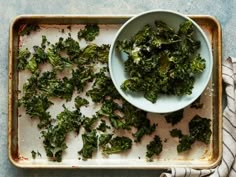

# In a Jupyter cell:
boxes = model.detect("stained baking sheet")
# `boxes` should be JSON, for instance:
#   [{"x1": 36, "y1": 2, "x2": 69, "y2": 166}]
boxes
[{"x1": 8, "y1": 15, "x2": 222, "y2": 169}]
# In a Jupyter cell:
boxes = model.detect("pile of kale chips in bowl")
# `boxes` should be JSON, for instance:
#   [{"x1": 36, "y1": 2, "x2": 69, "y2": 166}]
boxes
[{"x1": 109, "y1": 10, "x2": 213, "y2": 113}]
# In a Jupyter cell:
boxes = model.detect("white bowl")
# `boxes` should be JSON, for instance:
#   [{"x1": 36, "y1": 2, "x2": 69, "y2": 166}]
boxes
[{"x1": 108, "y1": 10, "x2": 213, "y2": 113}]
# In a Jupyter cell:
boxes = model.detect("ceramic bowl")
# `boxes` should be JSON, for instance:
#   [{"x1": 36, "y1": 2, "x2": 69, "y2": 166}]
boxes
[{"x1": 108, "y1": 10, "x2": 213, "y2": 113}]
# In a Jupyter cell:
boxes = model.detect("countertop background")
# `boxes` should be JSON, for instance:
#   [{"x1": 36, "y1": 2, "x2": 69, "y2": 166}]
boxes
[{"x1": 1, "y1": 0, "x2": 234, "y2": 176}]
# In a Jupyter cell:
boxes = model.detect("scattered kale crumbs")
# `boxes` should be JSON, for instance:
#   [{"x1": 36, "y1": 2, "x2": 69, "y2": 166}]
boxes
[
  {"x1": 78, "y1": 24, "x2": 99, "y2": 41},
  {"x1": 31, "y1": 150, "x2": 37, "y2": 159},
  {"x1": 31, "y1": 150, "x2": 41, "y2": 159},
  {"x1": 117, "y1": 20, "x2": 206, "y2": 103}
]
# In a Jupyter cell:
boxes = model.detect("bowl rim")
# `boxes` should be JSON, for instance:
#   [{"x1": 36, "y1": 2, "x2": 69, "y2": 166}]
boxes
[{"x1": 108, "y1": 9, "x2": 213, "y2": 113}]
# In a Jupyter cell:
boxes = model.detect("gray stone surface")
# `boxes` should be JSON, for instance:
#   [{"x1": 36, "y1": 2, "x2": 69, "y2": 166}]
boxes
[{"x1": 1, "y1": 0, "x2": 234, "y2": 176}]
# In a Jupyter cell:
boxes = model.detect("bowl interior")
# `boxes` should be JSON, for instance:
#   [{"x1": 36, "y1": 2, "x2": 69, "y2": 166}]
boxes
[{"x1": 109, "y1": 10, "x2": 213, "y2": 113}]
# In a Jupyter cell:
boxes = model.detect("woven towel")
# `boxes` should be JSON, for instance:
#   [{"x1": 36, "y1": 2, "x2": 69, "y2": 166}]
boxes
[{"x1": 160, "y1": 57, "x2": 236, "y2": 177}]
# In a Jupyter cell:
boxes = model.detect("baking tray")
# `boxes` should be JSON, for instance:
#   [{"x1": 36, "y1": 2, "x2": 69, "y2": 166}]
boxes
[{"x1": 8, "y1": 15, "x2": 222, "y2": 169}]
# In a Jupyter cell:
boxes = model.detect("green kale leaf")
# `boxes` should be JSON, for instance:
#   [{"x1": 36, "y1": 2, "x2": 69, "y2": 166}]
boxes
[
  {"x1": 169, "y1": 128, "x2": 183, "y2": 138},
  {"x1": 177, "y1": 135, "x2": 195, "y2": 153},
  {"x1": 78, "y1": 130, "x2": 98, "y2": 160},
  {"x1": 146, "y1": 135, "x2": 162, "y2": 159},
  {"x1": 164, "y1": 109, "x2": 184, "y2": 125},
  {"x1": 189, "y1": 115, "x2": 212, "y2": 144},
  {"x1": 17, "y1": 48, "x2": 31, "y2": 71},
  {"x1": 78, "y1": 24, "x2": 99, "y2": 41},
  {"x1": 99, "y1": 133, "x2": 113, "y2": 146},
  {"x1": 74, "y1": 96, "x2": 89, "y2": 109},
  {"x1": 97, "y1": 120, "x2": 110, "y2": 132},
  {"x1": 102, "y1": 136, "x2": 132, "y2": 155}
]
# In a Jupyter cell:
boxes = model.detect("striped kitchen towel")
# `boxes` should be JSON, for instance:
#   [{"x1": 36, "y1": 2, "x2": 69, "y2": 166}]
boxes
[{"x1": 160, "y1": 57, "x2": 236, "y2": 177}]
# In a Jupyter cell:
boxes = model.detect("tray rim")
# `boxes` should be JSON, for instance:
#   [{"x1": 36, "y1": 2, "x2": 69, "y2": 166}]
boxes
[{"x1": 8, "y1": 14, "x2": 222, "y2": 169}]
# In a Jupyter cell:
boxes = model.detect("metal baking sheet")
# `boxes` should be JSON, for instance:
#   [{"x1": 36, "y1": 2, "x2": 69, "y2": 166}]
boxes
[{"x1": 8, "y1": 15, "x2": 222, "y2": 169}]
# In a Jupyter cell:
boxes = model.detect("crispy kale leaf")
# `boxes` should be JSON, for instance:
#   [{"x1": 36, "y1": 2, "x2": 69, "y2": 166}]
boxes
[
  {"x1": 57, "y1": 105, "x2": 81, "y2": 132},
  {"x1": 97, "y1": 119, "x2": 110, "y2": 132},
  {"x1": 175, "y1": 115, "x2": 212, "y2": 153},
  {"x1": 102, "y1": 136, "x2": 132, "y2": 155},
  {"x1": 97, "y1": 44, "x2": 110, "y2": 63},
  {"x1": 78, "y1": 24, "x2": 99, "y2": 41},
  {"x1": 41, "y1": 106, "x2": 81, "y2": 161},
  {"x1": 146, "y1": 135, "x2": 162, "y2": 159},
  {"x1": 51, "y1": 36, "x2": 81, "y2": 61},
  {"x1": 97, "y1": 99, "x2": 156, "y2": 141},
  {"x1": 47, "y1": 48, "x2": 72, "y2": 71},
  {"x1": 81, "y1": 115, "x2": 98, "y2": 132},
  {"x1": 64, "y1": 36, "x2": 81, "y2": 60},
  {"x1": 164, "y1": 109, "x2": 184, "y2": 125},
  {"x1": 122, "y1": 102, "x2": 156, "y2": 142},
  {"x1": 99, "y1": 133, "x2": 113, "y2": 146},
  {"x1": 97, "y1": 99, "x2": 121, "y2": 117},
  {"x1": 19, "y1": 36, "x2": 49, "y2": 73},
  {"x1": 78, "y1": 130, "x2": 98, "y2": 160},
  {"x1": 71, "y1": 66, "x2": 94, "y2": 93},
  {"x1": 117, "y1": 20, "x2": 205, "y2": 103},
  {"x1": 72, "y1": 43, "x2": 110, "y2": 65},
  {"x1": 26, "y1": 56, "x2": 39, "y2": 73},
  {"x1": 86, "y1": 68, "x2": 120, "y2": 102},
  {"x1": 18, "y1": 94, "x2": 53, "y2": 129},
  {"x1": 76, "y1": 43, "x2": 98, "y2": 65},
  {"x1": 169, "y1": 128, "x2": 183, "y2": 138},
  {"x1": 97, "y1": 99, "x2": 129, "y2": 130},
  {"x1": 41, "y1": 125, "x2": 68, "y2": 162},
  {"x1": 33, "y1": 44, "x2": 48, "y2": 64},
  {"x1": 22, "y1": 73, "x2": 39, "y2": 96},
  {"x1": 74, "y1": 96, "x2": 89, "y2": 109},
  {"x1": 189, "y1": 115, "x2": 212, "y2": 144},
  {"x1": 177, "y1": 135, "x2": 195, "y2": 153},
  {"x1": 19, "y1": 24, "x2": 40, "y2": 36},
  {"x1": 17, "y1": 48, "x2": 31, "y2": 71},
  {"x1": 37, "y1": 71, "x2": 74, "y2": 101}
]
